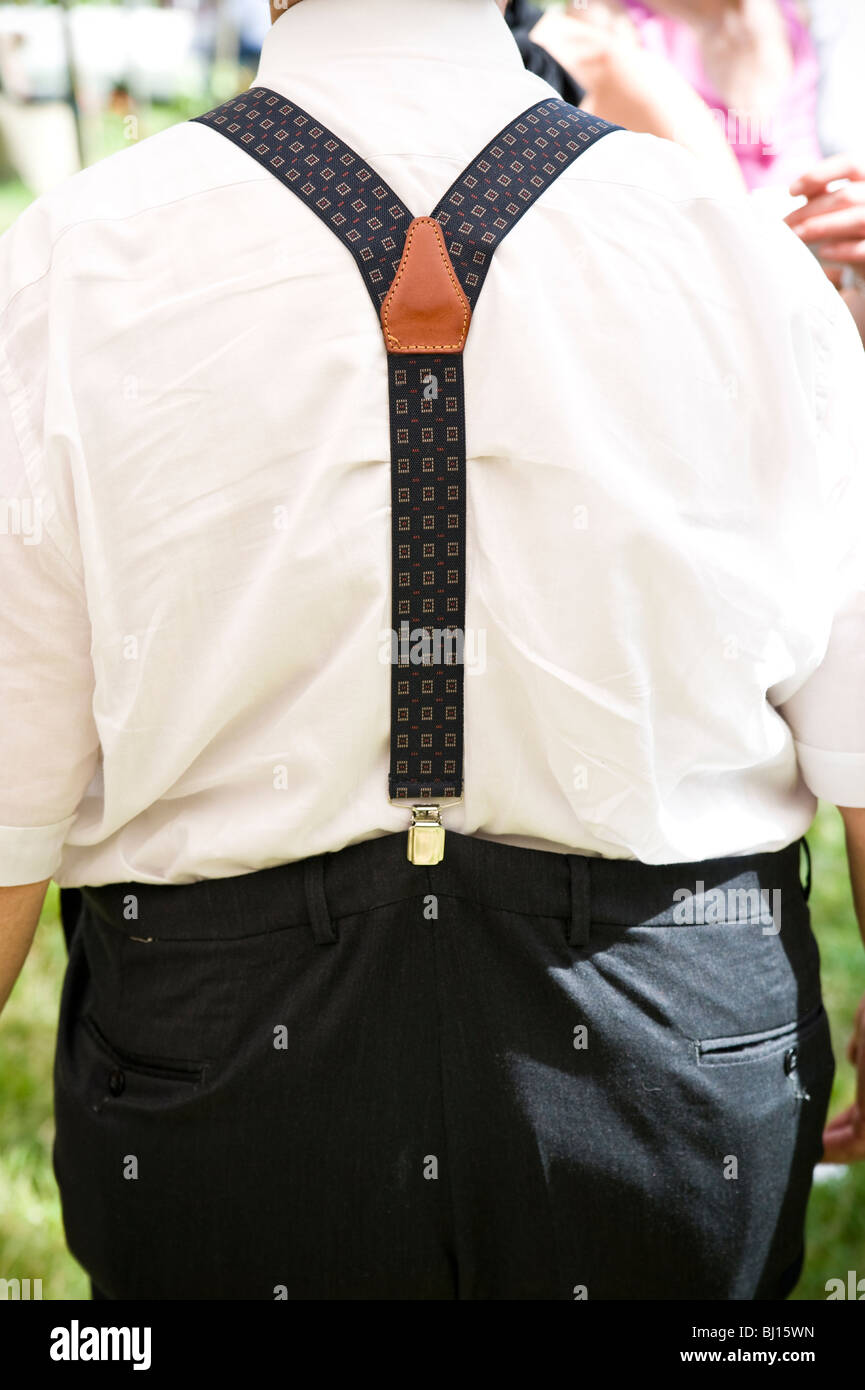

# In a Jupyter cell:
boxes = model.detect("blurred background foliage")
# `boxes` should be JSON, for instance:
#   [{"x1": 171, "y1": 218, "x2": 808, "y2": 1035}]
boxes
[{"x1": 0, "y1": 0, "x2": 264, "y2": 231}]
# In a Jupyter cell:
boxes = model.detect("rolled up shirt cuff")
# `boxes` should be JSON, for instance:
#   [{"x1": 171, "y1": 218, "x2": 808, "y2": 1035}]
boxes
[
  {"x1": 794, "y1": 742, "x2": 865, "y2": 807},
  {"x1": 0, "y1": 816, "x2": 75, "y2": 886}
]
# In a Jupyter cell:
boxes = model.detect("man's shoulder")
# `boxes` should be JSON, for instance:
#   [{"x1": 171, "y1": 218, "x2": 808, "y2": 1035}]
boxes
[
  {"x1": 0, "y1": 115, "x2": 263, "y2": 307},
  {"x1": 560, "y1": 123, "x2": 843, "y2": 318},
  {"x1": 554, "y1": 124, "x2": 779, "y2": 265},
  {"x1": 561, "y1": 122, "x2": 745, "y2": 210}
]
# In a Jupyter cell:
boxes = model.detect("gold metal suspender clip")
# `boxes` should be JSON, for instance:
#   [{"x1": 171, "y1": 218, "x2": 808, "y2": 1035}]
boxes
[
  {"x1": 403, "y1": 798, "x2": 463, "y2": 866},
  {"x1": 407, "y1": 805, "x2": 446, "y2": 866}
]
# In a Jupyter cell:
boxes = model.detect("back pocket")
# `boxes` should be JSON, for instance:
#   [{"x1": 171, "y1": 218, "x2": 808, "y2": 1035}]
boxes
[
  {"x1": 72, "y1": 1012, "x2": 207, "y2": 1112},
  {"x1": 697, "y1": 1002, "x2": 826, "y2": 1067},
  {"x1": 82, "y1": 1013, "x2": 205, "y2": 1082}
]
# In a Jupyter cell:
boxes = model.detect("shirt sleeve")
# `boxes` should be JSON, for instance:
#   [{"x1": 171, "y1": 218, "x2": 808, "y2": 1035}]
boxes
[
  {"x1": 773, "y1": 288, "x2": 865, "y2": 807},
  {"x1": 0, "y1": 309, "x2": 100, "y2": 886}
]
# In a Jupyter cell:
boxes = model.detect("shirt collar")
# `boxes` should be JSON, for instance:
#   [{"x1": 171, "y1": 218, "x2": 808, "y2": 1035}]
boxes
[{"x1": 254, "y1": 0, "x2": 524, "y2": 86}]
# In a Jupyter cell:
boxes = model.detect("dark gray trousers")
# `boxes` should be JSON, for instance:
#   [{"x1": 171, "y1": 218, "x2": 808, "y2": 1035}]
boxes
[{"x1": 54, "y1": 830, "x2": 833, "y2": 1300}]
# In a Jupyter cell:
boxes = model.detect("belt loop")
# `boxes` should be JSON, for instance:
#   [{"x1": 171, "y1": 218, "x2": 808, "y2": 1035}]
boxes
[
  {"x1": 799, "y1": 836, "x2": 812, "y2": 903},
  {"x1": 567, "y1": 854, "x2": 591, "y2": 948},
  {"x1": 303, "y1": 854, "x2": 338, "y2": 945}
]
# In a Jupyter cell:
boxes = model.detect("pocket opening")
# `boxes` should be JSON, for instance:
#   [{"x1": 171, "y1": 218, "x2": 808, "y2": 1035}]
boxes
[
  {"x1": 81, "y1": 1014, "x2": 206, "y2": 1084},
  {"x1": 697, "y1": 1002, "x2": 825, "y2": 1064}
]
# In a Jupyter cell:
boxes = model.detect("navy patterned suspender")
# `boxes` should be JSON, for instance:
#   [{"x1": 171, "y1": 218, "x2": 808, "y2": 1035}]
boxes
[{"x1": 191, "y1": 86, "x2": 620, "y2": 864}]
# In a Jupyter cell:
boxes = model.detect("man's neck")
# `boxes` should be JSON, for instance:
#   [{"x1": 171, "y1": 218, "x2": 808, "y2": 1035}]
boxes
[{"x1": 269, "y1": 0, "x2": 509, "y2": 26}]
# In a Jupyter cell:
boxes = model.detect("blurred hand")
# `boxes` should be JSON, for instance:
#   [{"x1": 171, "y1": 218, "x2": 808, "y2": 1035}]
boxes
[
  {"x1": 528, "y1": 8, "x2": 639, "y2": 92},
  {"x1": 822, "y1": 993, "x2": 865, "y2": 1164},
  {"x1": 786, "y1": 155, "x2": 865, "y2": 288}
]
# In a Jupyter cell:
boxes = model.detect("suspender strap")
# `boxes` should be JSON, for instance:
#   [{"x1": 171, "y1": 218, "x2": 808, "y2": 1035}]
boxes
[
  {"x1": 191, "y1": 90, "x2": 412, "y2": 310},
  {"x1": 191, "y1": 87, "x2": 621, "y2": 863},
  {"x1": 429, "y1": 99, "x2": 617, "y2": 307}
]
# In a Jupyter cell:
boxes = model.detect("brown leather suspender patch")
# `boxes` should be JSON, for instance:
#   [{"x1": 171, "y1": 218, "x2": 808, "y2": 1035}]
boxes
[{"x1": 380, "y1": 217, "x2": 471, "y2": 355}]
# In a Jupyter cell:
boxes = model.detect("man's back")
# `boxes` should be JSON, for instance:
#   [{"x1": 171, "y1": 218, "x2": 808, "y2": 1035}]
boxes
[{"x1": 1, "y1": 0, "x2": 862, "y2": 888}]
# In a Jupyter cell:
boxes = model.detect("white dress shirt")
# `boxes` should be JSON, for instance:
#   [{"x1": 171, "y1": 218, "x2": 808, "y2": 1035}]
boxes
[{"x1": 1, "y1": 0, "x2": 864, "y2": 887}]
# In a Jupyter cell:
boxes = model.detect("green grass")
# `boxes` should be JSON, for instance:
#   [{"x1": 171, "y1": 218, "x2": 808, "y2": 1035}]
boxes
[
  {"x1": 0, "y1": 884, "x2": 88, "y2": 1298},
  {"x1": 0, "y1": 177, "x2": 33, "y2": 235},
  {"x1": 789, "y1": 806, "x2": 865, "y2": 1299},
  {"x1": 0, "y1": 804, "x2": 862, "y2": 1300}
]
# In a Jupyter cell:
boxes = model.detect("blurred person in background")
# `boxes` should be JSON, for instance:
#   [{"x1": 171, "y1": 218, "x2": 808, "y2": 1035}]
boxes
[
  {"x1": 520, "y1": 0, "x2": 865, "y2": 339},
  {"x1": 784, "y1": 2, "x2": 865, "y2": 343},
  {"x1": 0, "y1": 26, "x2": 81, "y2": 195},
  {"x1": 508, "y1": 0, "x2": 746, "y2": 190},
  {"x1": 534, "y1": 0, "x2": 823, "y2": 194},
  {"x1": 229, "y1": 0, "x2": 271, "y2": 79}
]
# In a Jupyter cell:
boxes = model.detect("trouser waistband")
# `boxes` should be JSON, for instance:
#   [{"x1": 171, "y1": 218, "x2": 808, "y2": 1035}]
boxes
[{"x1": 76, "y1": 831, "x2": 809, "y2": 949}]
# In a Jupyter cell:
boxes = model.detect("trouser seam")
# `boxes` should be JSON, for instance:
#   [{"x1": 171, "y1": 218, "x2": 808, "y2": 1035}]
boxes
[{"x1": 427, "y1": 879, "x2": 460, "y2": 1299}]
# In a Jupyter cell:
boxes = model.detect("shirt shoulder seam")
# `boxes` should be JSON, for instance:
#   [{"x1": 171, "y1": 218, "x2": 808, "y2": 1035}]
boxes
[{"x1": 0, "y1": 171, "x2": 273, "y2": 319}]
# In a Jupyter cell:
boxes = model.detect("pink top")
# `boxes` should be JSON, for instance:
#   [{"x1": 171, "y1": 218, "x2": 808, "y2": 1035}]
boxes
[{"x1": 618, "y1": 0, "x2": 822, "y2": 190}]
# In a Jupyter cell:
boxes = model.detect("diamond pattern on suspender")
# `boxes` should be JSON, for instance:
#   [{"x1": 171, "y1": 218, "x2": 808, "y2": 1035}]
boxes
[
  {"x1": 191, "y1": 87, "x2": 621, "y2": 860},
  {"x1": 386, "y1": 350, "x2": 466, "y2": 805},
  {"x1": 192, "y1": 89, "x2": 412, "y2": 309}
]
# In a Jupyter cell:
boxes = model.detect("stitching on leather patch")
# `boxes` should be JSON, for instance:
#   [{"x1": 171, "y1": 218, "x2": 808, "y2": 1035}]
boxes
[{"x1": 381, "y1": 217, "x2": 470, "y2": 353}]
